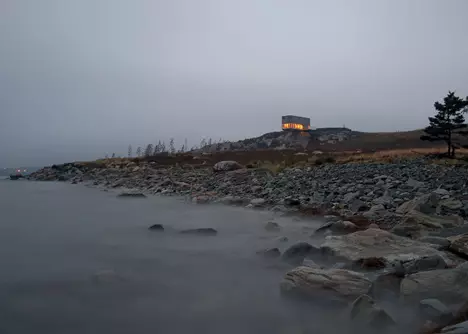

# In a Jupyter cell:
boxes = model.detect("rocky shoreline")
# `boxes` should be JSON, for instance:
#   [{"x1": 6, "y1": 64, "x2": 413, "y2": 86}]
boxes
[{"x1": 29, "y1": 158, "x2": 468, "y2": 333}]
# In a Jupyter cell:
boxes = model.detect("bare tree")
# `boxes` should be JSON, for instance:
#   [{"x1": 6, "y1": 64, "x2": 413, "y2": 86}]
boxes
[
  {"x1": 160, "y1": 141, "x2": 166, "y2": 153},
  {"x1": 136, "y1": 147, "x2": 142, "y2": 157},
  {"x1": 128, "y1": 145, "x2": 132, "y2": 158},
  {"x1": 179, "y1": 144, "x2": 185, "y2": 153}
]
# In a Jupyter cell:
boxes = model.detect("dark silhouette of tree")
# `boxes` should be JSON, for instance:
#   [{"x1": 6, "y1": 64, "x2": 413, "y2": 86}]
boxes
[
  {"x1": 128, "y1": 145, "x2": 132, "y2": 158},
  {"x1": 144, "y1": 144, "x2": 154, "y2": 157},
  {"x1": 421, "y1": 91, "x2": 468, "y2": 158},
  {"x1": 153, "y1": 140, "x2": 161, "y2": 155},
  {"x1": 179, "y1": 144, "x2": 185, "y2": 153},
  {"x1": 169, "y1": 138, "x2": 175, "y2": 154},
  {"x1": 136, "y1": 147, "x2": 142, "y2": 157},
  {"x1": 111, "y1": 153, "x2": 116, "y2": 158},
  {"x1": 160, "y1": 141, "x2": 166, "y2": 153}
]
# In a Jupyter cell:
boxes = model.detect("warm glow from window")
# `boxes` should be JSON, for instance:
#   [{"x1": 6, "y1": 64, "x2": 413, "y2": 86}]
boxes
[{"x1": 282, "y1": 123, "x2": 305, "y2": 130}]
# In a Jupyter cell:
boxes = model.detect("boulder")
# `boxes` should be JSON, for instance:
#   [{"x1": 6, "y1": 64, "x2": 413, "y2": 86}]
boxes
[
  {"x1": 250, "y1": 198, "x2": 266, "y2": 207},
  {"x1": 419, "y1": 299, "x2": 453, "y2": 324},
  {"x1": 148, "y1": 224, "x2": 164, "y2": 231},
  {"x1": 314, "y1": 220, "x2": 359, "y2": 235},
  {"x1": 179, "y1": 228, "x2": 218, "y2": 236},
  {"x1": 320, "y1": 228, "x2": 445, "y2": 268},
  {"x1": 396, "y1": 193, "x2": 440, "y2": 215},
  {"x1": 419, "y1": 236, "x2": 451, "y2": 250},
  {"x1": 448, "y1": 234, "x2": 468, "y2": 258},
  {"x1": 256, "y1": 248, "x2": 281, "y2": 259},
  {"x1": 280, "y1": 267, "x2": 371, "y2": 303},
  {"x1": 368, "y1": 272, "x2": 403, "y2": 300},
  {"x1": 117, "y1": 191, "x2": 146, "y2": 198},
  {"x1": 402, "y1": 254, "x2": 448, "y2": 275},
  {"x1": 391, "y1": 210, "x2": 464, "y2": 239},
  {"x1": 281, "y1": 242, "x2": 320, "y2": 265},
  {"x1": 350, "y1": 294, "x2": 395, "y2": 330},
  {"x1": 213, "y1": 161, "x2": 244, "y2": 172},
  {"x1": 265, "y1": 221, "x2": 280, "y2": 231},
  {"x1": 400, "y1": 267, "x2": 468, "y2": 304},
  {"x1": 440, "y1": 320, "x2": 468, "y2": 334}
]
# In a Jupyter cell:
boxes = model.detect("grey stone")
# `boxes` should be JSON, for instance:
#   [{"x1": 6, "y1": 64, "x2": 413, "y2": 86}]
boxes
[
  {"x1": 280, "y1": 267, "x2": 371, "y2": 302},
  {"x1": 148, "y1": 224, "x2": 164, "y2": 231},
  {"x1": 257, "y1": 247, "x2": 281, "y2": 258},
  {"x1": 250, "y1": 198, "x2": 266, "y2": 207},
  {"x1": 403, "y1": 254, "x2": 448, "y2": 275},
  {"x1": 419, "y1": 299, "x2": 453, "y2": 323},
  {"x1": 265, "y1": 221, "x2": 280, "y2": 231},
  {"x1": 179, "y1": 228, "x2": 218, "y2": 236},
  {"x1": 320, "y1": 228, "x2": 444, "y2": 268},
  {"x1": 440, "y1": 320, "x2": 468, "y2": 334},
  {"x1": 350, "y1": 294, "x2": 395, "y2": 330},
  {"x1": 419, "y1": 236, "x2": 451, "y2": 250},
  {"x1": 401, "y1": 267, "x2": 468, "y2": 304},
  {"x1": 213, "y1": 160, "x2": 244, "y2": 172},
  {"x1": 281, "y1": 242, "x2": 320, "y2": 265},
  {"x1": 117, "y1": 191, "x2": 146, "y2": 198}
]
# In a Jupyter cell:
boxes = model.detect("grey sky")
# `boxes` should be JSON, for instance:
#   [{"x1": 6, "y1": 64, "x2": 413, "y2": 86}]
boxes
[{"x1": 1, "y1": 0, "x2": 468, "y2": 166}]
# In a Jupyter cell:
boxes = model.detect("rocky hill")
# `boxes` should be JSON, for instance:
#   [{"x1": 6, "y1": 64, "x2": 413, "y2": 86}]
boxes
[{"x1": 196, "y1": 128, "x2": 433, "y2": 153}]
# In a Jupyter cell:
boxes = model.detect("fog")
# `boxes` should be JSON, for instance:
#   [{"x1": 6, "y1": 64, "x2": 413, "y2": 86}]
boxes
[{"x1": 1, "y1": 0, "x2": 468, "y2": 166}]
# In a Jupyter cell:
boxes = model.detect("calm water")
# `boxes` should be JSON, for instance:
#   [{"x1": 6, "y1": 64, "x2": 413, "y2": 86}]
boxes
[{"x1": 0, "y1": 180, "x2": 345, "y2": 334}]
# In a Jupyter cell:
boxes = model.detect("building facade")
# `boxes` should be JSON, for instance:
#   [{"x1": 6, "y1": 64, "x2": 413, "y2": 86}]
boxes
[{"x1": 281, "y1": 115, "x2": 311, "y2": 131}]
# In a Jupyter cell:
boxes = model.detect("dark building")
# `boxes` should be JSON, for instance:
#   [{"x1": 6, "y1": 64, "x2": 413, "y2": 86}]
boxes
[{"x1": 281, "y1": 115, "x2": 311, "y2": 131}]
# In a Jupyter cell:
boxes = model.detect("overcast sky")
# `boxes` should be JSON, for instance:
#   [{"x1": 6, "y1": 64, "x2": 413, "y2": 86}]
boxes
[{"x1": 1, "y1": 0, "x2": 468, "y2": 166}]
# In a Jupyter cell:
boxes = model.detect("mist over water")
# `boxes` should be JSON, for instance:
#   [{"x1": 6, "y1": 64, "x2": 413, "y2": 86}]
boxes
[{"x1": 0, "y1": 181, "x2": 360, "y2": 334}]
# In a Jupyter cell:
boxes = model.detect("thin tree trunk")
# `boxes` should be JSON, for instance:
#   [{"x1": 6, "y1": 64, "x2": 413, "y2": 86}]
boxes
[{"x1": 448, "y1": 130, "x2": 452, "y2": 157}]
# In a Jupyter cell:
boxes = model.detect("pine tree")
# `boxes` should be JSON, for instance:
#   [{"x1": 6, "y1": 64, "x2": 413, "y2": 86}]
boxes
[
  {"x1": 136, "y1": 147, "x2": 142, "y2": 157},
  {"x1": 169, "y1": 138, "x2": 175, "y2": 154},
  {"x1": 160, "y1": 141, "x2": 166, "y2": 153},
  {"x1": 144, "y1": 144, "x2": 154, "y2": 157},
  {"x1": 421, "y1": 91, "x2": 468, "y2": 158},
  {"x1": 111, "y1": 153, "x2": 116, "y2": 158},
  {"x1": 128, "y1": 145, "x2": 133, "y2": 158}
]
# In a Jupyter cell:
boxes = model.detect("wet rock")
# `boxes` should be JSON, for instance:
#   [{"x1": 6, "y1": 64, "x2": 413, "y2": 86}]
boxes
[
  {"x1": 117, "y1": 191, "x2": 146, "y2": 198},
  {"x1": 250, "y1": 198, "x2": 266, "y2": 207},
  {"x1": 400, "y1": 266, "x2": 468, "y2": 304},
  {"x1": 265, "y1": 221, "x2": 280, "y2": 231},
  {"x1": 284, "y1": 197, "x2": 300, "y2": 206},
  {"x1": 275, "y1": 236, "x2": 289, "y2": 242},
  {"x1": 403, "y1": 254, "x2": 448, "y2": 275},
  {"x1": 192, "y1": 195, "x2": 210, "y2": 204},
  {"x1": 350, "y1": 294, "x2": 395, "y2": 330},
  {"x1": 148, "y1": 224, "x2": 164, "y2": 231},
  {"x1": 392, "y1": 210, "x2": 463, "y2": 239},
  {"x1": 320, "y1": 228, "x2": 444, "y2": 269},
  {"x1": 368, "y1": 272, "x2": 403, "y2": 300},
  {"x1": 315, "y1": 220, "x2": 359, "y2": 235},
  {"x1": 282, "y1": 242, "x2": 320, "y2": 265},
  {"x1": 396, "y1": 193, "x2": 440, "y2": 215},
  {"x1": 302, "y1": 259, "x2": 321, "y2": 268},
  {"x1": 213, "y1": 161, "x2": 243, "y2": 172},
  {"x1": 179, "y1": 228, "x2": 218, "y2": 236},
  {"x1": 257, "y1": 247, "x2": 281, "y2": 259},
  {"x1": 419, "y1": 236, "x2": 451, "y2": 250},
  {"x1": 448, "y1": 234, "x2": 468, "y2": 258},
  {"x1": 280, "y1": 267, "x2": 371, "y2": 303},
  {"x1": 419, "y1": 299, "x2": 453, "y2": 324},
  {"x1": 439, "y1": 320, "x2": 468, "y2": 334},
  {"x1": 220, "y1": 196, "x2": 245, "y2": 206}
]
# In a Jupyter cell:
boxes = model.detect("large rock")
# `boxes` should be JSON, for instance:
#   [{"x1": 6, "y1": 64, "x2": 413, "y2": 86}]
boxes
[
  {"x1": 213, "y1": 161, "x2": 244, "y2": 172},
  {"x1": 117, "y1": 191, "x2": 146, "y2": 198},
  {"x1": 392, "y1": 210, "x2": 464, "y2": 239},
  {"x1": 350, "y1": 294, "x2": 395, "y2": 330},
  {"x1": 320, "y1": 228, "x2": 445, "y2": 268},
  {"x1": 400, "y1": 267, "x2": 468, "y2": 304},
  {"x1": 280, "y1": 266, "x2": 371, "y2": 303},
  {"x1": 448, "y1": 234, "x2": 468, "y2": 258},
  {"x1": 179, "y1": 228, "x2": 218, "y2": 236},
  {"x1": 396, "y1": 193, "x2": 440, "y2": 215},
  {"x1": 281, "y1": 242, "x2": 319, "y2": 265},
  {"x1": 440, "y1": 321, "x2": 468, "y2": 334}
]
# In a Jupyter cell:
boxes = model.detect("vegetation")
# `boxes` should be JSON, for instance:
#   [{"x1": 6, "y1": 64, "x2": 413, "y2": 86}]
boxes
[{"x1": 421, "y1": 91, "x2": 468, "y2": 158}]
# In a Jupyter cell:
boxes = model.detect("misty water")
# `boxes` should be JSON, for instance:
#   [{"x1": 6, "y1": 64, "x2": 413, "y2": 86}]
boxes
[{"x1": 0, "y1": 179, "x2": 356, "y2": 334}]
